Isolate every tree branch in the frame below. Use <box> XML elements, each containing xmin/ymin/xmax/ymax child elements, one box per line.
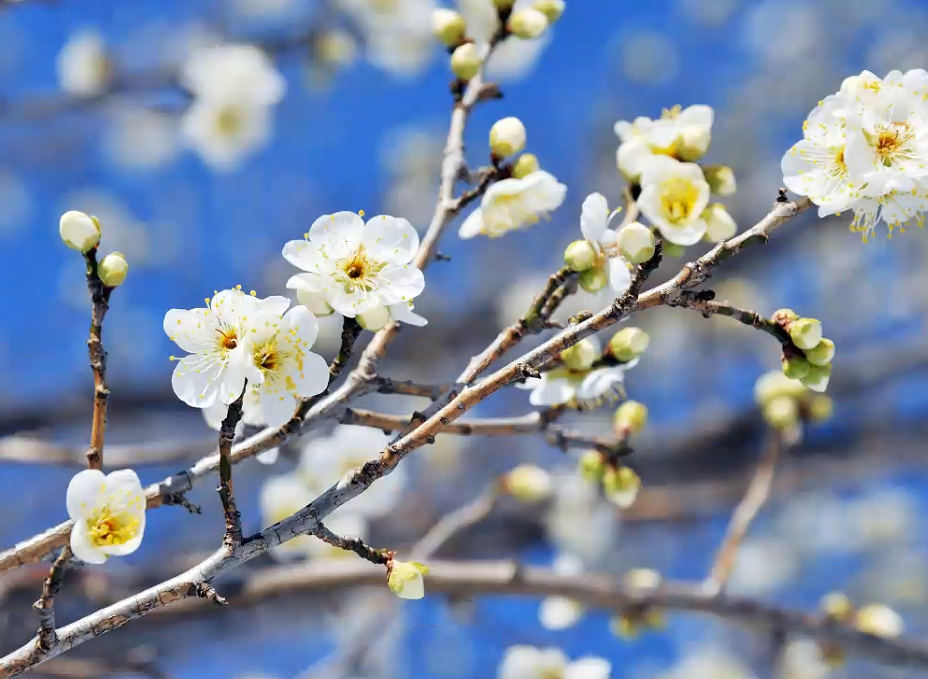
<box><xmin>217</xmin><ymin>391</ymin><xmax>246</xmax><ymax>549</ymax></box>
<box><xmin>83</xmin><ymin>249</ymin><xmax>112</xmax><ymax>471</ymax></box>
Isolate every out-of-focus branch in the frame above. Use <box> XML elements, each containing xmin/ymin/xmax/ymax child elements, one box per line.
<box><xmin>410</xmin><ymin>484</ymin><xmax>501</xmax><ymax>559</ymax></box>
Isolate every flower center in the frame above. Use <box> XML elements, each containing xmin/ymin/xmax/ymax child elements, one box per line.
<box><xmin>539</xmin><ymin>668</ymin><xmax>564</xmax><ymax>679</ymax></box>
<box><xmin>217</xmin><ymin>328</ymin><xmax>238</xmax><ymax>351</ymax></box>
<box><xmin>658</xmin><ymin>178</ymin><xmax>700</xmax><ymax>224</ymax></box>
<box><xmin>253</xmin><ymin>340</ymin><xmax>284</xmax><ymax>377</ymax></box>
<box><xmin>336</xmin><ymin>247</ymin><xmax>386</xmax><ymax>291</ymax></box>
<box><xmin>87</xmin><ymin>505</ymin><xmax>140</xmax><ymax>547</ymax></box>
<box><xmin>660</xmin><ymin>104</ymin><xmax>682</xmax><ymax>120</ymax></box>
<box><xmin>215</xmin><ymin>106</ymin><xmax>244</xmax><ymax>137</ymax></box>
<box><xmin>874</xmin><ymin>123</ymin><xmax>914</xmax><ymax>166</ymax></box>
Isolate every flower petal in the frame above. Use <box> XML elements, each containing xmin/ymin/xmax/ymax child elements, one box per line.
<box><xmin>259</xmin><ymin>389</ymin><xmax>299</xmax><ymax>428</ymax></box>
<box><xmin>256</xmin><ymin>447</ymin><xmax>279</xmax><ymax>465</ymax></box>
<box><xmin>163</xmin><ymin>308</ymin><xmax>217</xmax><ymax>353</ymax></box>
<box><xmin>70</xmin><ymin>520</ymin><xmax>108</xmax><ymax>564</ymax></box>
<box><xmin>171</xmin><ymin>354</ymin><xmax>224</xmax><ymax>408</ymax></box>
<box><xmin>388</xmin><ymin>302</ymin><xmax>428</xmax><ymax>326</ymax></box>
<box><xmin>607</xmin><ymin>257</ymin><xmax>632</xmax><ymax>294</ymax></box>
<box><xmin>580</xmin><ymin>192</ymin><xmax>609</xmax><ymax>244</ymax></box>
<box><xmin>307</xmin><ymin>211</ymin><xmax>364</xmax><ymax>250</ymax></box>
<box><xmin>66</xmin><ymin>469</ymin><xmax>105</xmax><ymax>520</ymax></box>
<box><xmin>364</xmin><ymin>215</ymin><xmax>420</xmax><ymax>264</ymax></box>
<box><xmin>458</xmin><ymin>208</ymin><xmax>485</xmax><ymax>239</ymax></box>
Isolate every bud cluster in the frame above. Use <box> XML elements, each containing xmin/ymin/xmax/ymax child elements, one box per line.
<box><xmin>774</xmin><ymin>309</ymin><xmax>834</xmax><ymax>393</ymax></box>
<box><xmin>59</xmin><ymin>210</ymin><xmax>129</xmax><ymax>288</ymax></box>
<box><xmin>753</xmin><ymin>370</ymin><xmax>834</xmax><ymax>431</ymax></box>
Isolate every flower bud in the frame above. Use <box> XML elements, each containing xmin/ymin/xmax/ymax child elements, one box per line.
<box><xmin>805</xmin><ymin>338</ymin><xmax>835</xmax><ymax>367</ymax></box>
<box><xmin>533</xmin><ymin>0</ymin><xmax>564</xmax><ymax>22</ymax></box>
<box><xmin>616</xmin><ymin>221</ymin><xmax>656</xmax><ymax>263</ymax></box>
<box><xmin>578</xmin><ymin>265</ymin><xmax>608</xmax><ymax>293</ymax></box>
<box><xmin>432</xmin><ymin>8</ymin><xmax>467</xmax><ymax>47</ymax></box>
<box><xmin>297</xmin><ymin>289</ymin><xmax>334</xmax><ymax>316</ymax></box>
<box><xmin>614</xmin><ymin>400</ymin><xmax>648</xmax><ymax>435</ymax></box>
<box><xmin>563</xmin><ymin>239</ymin><xmax>597</xmax><ymax>272</ymax></box>
<box><xmin>489</xmin><ymin>116</ymin><xmax>526</xmax><ymax>158</ymax></box>
<box><xmin>763</xmin><ymin>396</ymin><xmax>799</xmax><ymax>430</ymax></box>
<box><xmin>702</xmin><ymin>203</ymin><xmax>737</xmax><ymax>243</ymax></box>
<box><xmin>603</xmin><ymin>465</ymin><xmax>640</xmax><ymax>508</ymax></box>
<box><xmin>504</xmin><ymin>464</ymin><xmax>552</xmax><ymax>503</ymax></box>
<box><xmin>800</xmin><ymin>363</ymin><xmax>831</xmax><ymax>393</ymax></box>
<box><xmin>676</xmin><ymin>125</ymin><xmax>711</xmax><ymax>161</ymax></box>
<box><xmin>512</xmin><ymin>152</ymin><xmax>540</xmax><ymax>179</ymax></box>
<box><xmin>507</xmin><ymin>8</ymin><xmax>548</xmax><ymax>39</ymax></box>
<box><xmin>450</xmin><ymin>42</ymin><xmax>481</xmax><ymax>81</ymax></box>
<box><xmin>855</xmin><ymin>604</ymin><xmax>904</xmax><ymax>638</ymax></box>
<box><xmin>807</xmin><ymin>395</ymin><xmax>834</xmax><ymax>422</ymax></box>
<box><xmin>578</xmin><ymin>450</ymin><xmax>605</xmax><ymax>483</ymax></box>
<box><xmin>703</xmin><ymin>165</ymin><xmax>737</xmax><ymax>197</ymax></box>
<box><xmin>358</xmin><ymin>305</ymin><xmax>391</xmax><ymax>331</ymax></box>
<box><xmin>387</xmin><ymin>560</ymin><xmax>428</xmax><ymax>600</ymax></box>
<box><xmin>59</xmin><ymin>210</ymin><xmax>101</xmax><ymax>253</ymax></box>
<box><xmin>98</xmin><ymin>252</ymin><xmax>128</xmax><ymax>287</ymax></box>
<box><xmin>560</xmin><ymin>337</ymin><xmax>599</xmax><ymax>371</ymax></box>
<box><xmin>609</xmin><ymin>327</ymin><xmax>650</xmax><ymax>363</ymax></box>
<box><xmin>662</xmin><ymin>242</ymin><xmax>686</xmax><ymax>258</ymax></box>
<box><xmin>772</xmin><ymin>308</ymin><xmax>799</xmax><ymax>322</ymax></box>
<box><xmin>789</xmin><ymin>317</ymin><xmax>823</xmax><ymax>351</ymax></box>
<box><xmin>754</xmin><ymin>371</ymin><xmax>806</xmax><ymax>407</ymax></box>
<box><xmin>820</xmin><ymin>592</ymin><xmax>853</xmax><ymax>622</ymax></box>
<box><xmin>317</xmin><ymin>30</ymin><xmax>357</xmax><ymax>68</ymax></box>
<box><xmin>781</xmin><ymin>354</ymin><xmax>810</xmax><ymax>380</ymax></box>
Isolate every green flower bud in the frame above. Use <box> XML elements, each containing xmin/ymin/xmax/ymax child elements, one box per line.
<box><xmin>763</xmin><ymin>396</ymin><xmax>799</xmax><ymax>430</ymax></box>
<box><xmin>432</xmin><ymin>8</ymin><xmax>467</xmax><ymax>47</ymax></box>
<box><xmin>512</xmin><ymin>152</ymin><xmax>540</xmax><ymax>179</ymax></box>
<box><xmin>507</xmin><ymin>8</ymin><xmax>548</xmax><ymax>39</ymax></box>
<box><xmin>489</xmin><ymin>116</ymin><xmax>526</xmax><ymax>158</ymax></box>
<box><xmin>800</xmin><ymin>363</ymin><xmax>831</xmax><ymax>393</ymax></box>
<box><xmin>533</xmin><ymin>0</ymin><xmax>564</xmax><ymax>23</ymax></box>
<box><xmin>608</xmin><ymin>327</ymin><xmax>650</xmax><ymax>363</ymax></box>
<box><xmin>578</xmin><ymin>450</ymin><xmax>605</xmax><ymax>483</ymax></box>
<box><xmin>387</xmin><ymin>560</ymin><xmax>428</xmax><ymax>600</ymax></box>
<box><xmin>614</xmin><ymin>400</ymin><xmax>648</xmax><ymax>435</ymax></box>
<box><xmin>662</xmin><ymin>242</ymin><xmax>686</xmax><ymax>258</ymax></box>
<box><xmin>357</xmin><ymin>305</ymin><xmax>391</xmax><ymax>331</ymax></box>
<box><xmin>615</xmin><ymin>221</ymin><xmax>656</xmax><ymax>263</ymax></box>
<box><xmin>59</xmin><ymin>210</ymin><xmax>101</xmax><ymax>253</ymax></box>
<box><xmin>98</xmin><ymin>251</ymin><xmax>128</xmax><ymax>287</ymax></box>
<box><xmin>560</xmin><ymin>337</ymin><xmax>599</xmax><ymax>371</ymax></box>
<box><xmin>805</xmin><ymin>338</ymin><xmax>835</xmax><ymax>367</ymax></box>
<box><xmin>563</xmin><ymin>239</ymin><xmax>598</xmax><ymax>272</ymax></box>
<box><xmin>603</xmin><ymin>465</ymin><xmax>641</xmax><ymax>508</ymax></box>
<box><xmin>807</xmin><ymin>395</ymin><xmax>834</xmax><ymax>422</ymax></box>
<box><xmin>753</xmin><ymin>370</ymin><xmax>806</xmax><ymax>407</ymax></box>
<box><xmin>703</xmin><ymin>165</ymin><xmax>737</xmax><ymax>197</ymax></box>
<box><xmin>450</xmin><ymin>42</ymin><xmax>481</xmax><ymax>81</ymax></box>
<box><xmin>781</xmin><ymin>354</ymin><xmax>810</xmax><ymax>380</ymax></box>
<box><xmin>504</xmin><ymin>464</ymin><xmax>552</xmax><ymax>503</ymax></box>
<box><xmin>789</xmin><ymin>318</ymin><xmax>823</xmax><ymax>351</ymax></box>
<box><xmin>578</xmin><ymin>265</ymin><xmax>608</xmax><ymax>293</ymax></box>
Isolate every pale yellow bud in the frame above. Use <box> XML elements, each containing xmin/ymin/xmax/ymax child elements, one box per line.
<box><xmin>702</xmin><ymin>203</ymin><xmax>737</xmax><ymax>242</ymax></box>
<box><xmin>507</xmin><ymin>8</ymin><xmax>548</xmax><ymax>39</ymax></box>
<box><xmin>704</xmin><ymin>165</ymin><xmax>737</xmax><ymax>197</ymax></box>
<box><xmin>789</xmin><ymin>318</ymin><xmax>823</xmax><ymax>351</ymax></box>
<box><xmin>297</xmin><ymin>289</ymin><xmax>334</xmax><ymax>316</ymax></box>
<box><xmin>512</xmin><ymin>152</ymin><xmax>540</xmax><ymax>179</ymax></box>
<box><xmin>805</xmin><ymin>338</ymin><xmax>834</xmax><ymax>367</ymax></box>
<box><xmin>614</xmin><ymin>400</ymin><xmax>648</xmax><ymax>435</ymax></box>
<box><xmin>603</xmin><ymin>465</ymin><xmax>640</xmax><ymax>508</ymax></box>
<box><xmin>432</xmin><ymin>8</ymin><xmax>467</xmax><ymax>47</ymax></box>
<box><xmin>615</xmin><ymin>221</ymin><xmax>656</xmax><ymax>263</ymax></box>
<box><xmin>820</xmin><ymin>592</ymin><xmax>853</xmax><ymax>622</ymax></box>
<box><xmin>753</xmin><ymin>371</ymin><xmax>806</xmax><ymax>408</ymax></box>
<box><xmin>357</xmin><ymin>305</ymin><xmax>391</xmax><ymax>331</ymax></box>
<box><xmin>387</xmin><ymin>560</ymin><xmax>428</xmax><ymax>600</ymax></box>
<box><xmin>578</xmin><ymin>265</ymin><xmax>608</xmax><ymax>293</ymax></box>
<box><xmin>781</xmin><ymin>355</ymin><xmax>810</xmax><ymax>380</ymax></box>
<box><xmin>533</xmin><ymin>0</ymin><xmax>565</xmax><ymax>22</ymax></box>
<box><xmin>489</xmin><ymin>116</ymin><xmax>526</xmax><ymax>158</ymax></box>
<box><xmin>578</xmin><ymin>450</ymin><xmax>605</xmax><ymax>483</ymax></box>
<box><xmin>563</xmin><ymin>239</ymin><xmax>597</xmax><ymax>272</ymax></box>
<box><xmin>763</xmin><ymin>396</ymin><xmax>799</xmax><ymax>430</ymax></box>
<box><xmin>608</xmin><ymin>327</ymin><xmax>650</xmax><ymax>363</ymax></box>
<box><xmin>59</xmin><ymin>210</ymin><xmax>100</xmax><ymax>253</ymax></box>
<box><xmin>855</xmin><ymin>604</ymin><xmax>904</xmax><ymax>638</ymax></box>
<box><xmin>676</xmin><ymin>125</ymin><xmax>711</xmax><ymax>161</ymax></box>
<box><xmin>504</xmin><ymin>464</ymin><xmax>552</xmax><ymax>503</ymax></box>
<box><xmin>800</xmin><ymin>363</ymin><xmax>831</xmax><ymax>393</ymax></box>
<box><xmin>98</xmin><ymin>251</ymin><xmax>128</xmax><ymax>287</ymax></box>
<box><xmin>807</xmin><ymin>395</ymin><xmax>834</xmax><ymax>422</ymax></box>
<box><xmin>450</xmin><ymin>42</ymin><xmax>482</xmax><ymax>81</ymax></box>
<box><xmin>560</xmin><ymin>337</ymin><xmax>599</xmax><ymax>371</ymax></box>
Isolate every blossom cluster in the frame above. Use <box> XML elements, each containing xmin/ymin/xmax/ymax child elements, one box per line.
<box><xmin>782</xmin><ymin>69</ymin><xmax>928</xmax><ymax>241</ymax></box>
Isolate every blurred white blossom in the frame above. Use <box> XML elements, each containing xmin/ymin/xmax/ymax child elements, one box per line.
<box><xmin>56</xmin><ymin>29</ymin><xmax>111</xmax><ymax>97</ymax></box>
<box><xmin>538</xmin><ymin>552</ymin><xmax>585</xmax><ymax>630</ymax></box>
<box><xmin>458</xmin><ymin>0</ymin><xmax>550</xmax><ymax>81</ymax></box>
<box><xmin>498</xmin><ymin>646</ymin><xmax>611</xmax><ymax>679</ymax></box>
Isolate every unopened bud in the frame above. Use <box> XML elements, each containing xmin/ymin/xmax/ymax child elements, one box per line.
<box><xmin>614</xmin><ymin>400</ymin><xmax>648</xmax><ymax>435</ymax></box>
<box><xmin>789</xmin><ymin>317</ymin><xmax>823</xmax><ymax>351</ymax></box>
<box><xmin>578</xmin><ymin>265</ymin><xmax>608</xmax><ymax>293</ymax></box>
<box><xmin>609</xmin><ymin>327</ymin><xmax>650</xmax><ymax>363</ymax></box>
<box><xmin>450</xmin><ymin>42</ymin><xmax>481</xmax><ymax>81</ymax></box>
<box><xmin>855</xmin><ymin>604</ymin><xmax>904</xmax><ymax>638</ymax></box>
<box><xmin>297</xmin><ymin>289</ymin><xmax>334</xmax><ymax>316</ymax></box>
<box><xmin>98</xmin><ymin>252</ymin><xmax>128</xmax><ymax>287</ymax></box>
<box><xmin>59</xmin><ymin>210</ymin><xmax>100</xmax><ymax>253</ymax></box>
<box><xmin>781</xmin><ymin>354</ymin><xmax>810</xmax><ymax>380</ymax></box>
<box><xmin>676</xmin><ymin>125</ymin><xmax>711</xmax><ymax>161</ymax></box>
<box><xmin>489</xmin><ymin>116</ymin><xmax>526</xmax><ymax>158</ymax></box>
<box><xmin>702</xmin><ymin>203</ymin><xmax>737</xmax><ymax>243</ymax></box>
<box><xmin>662</xmin><ymin>242</ymin><xmax>686</xmax><ymax>258</ymax></box>
<box><xmin>773</xmin><ymin>308</ymin><xmax>799</xmax><ymax>322</ymax></box>
<box><xmin>358</xmin><ymin>305</ymin><xmax>391</xmax><ymax>331</ymax></box>
<box><xmin>805</xmin><ymin>338</ymin><xmax>835</xmax><ymax>367</ymax></box>
<box><xmin>820</xmin><ymin>592</ymin><xmax>853</xmax><ymax>622</ymax></box>
<box><xmin>533</xmin><ymin>0</ymin><xmax>564</xmax><ymax>23</ymax></box>
<box><xmin>763</xmin><ymin>396</ymin><xmax>799</xmax><ymax>430</ymax></box>
<box><xmin>512</xmin><ymin>152</ymin><xmax>540</xmax><ymax>179</ymax></box>
<box><xmin>704</xmin><ymin>165</ymin><xmax>737</xmax><ymax>197</ymax></box>
<box><xmin>564</xmin><ymin>239</ymin><xmax>598</xmax><ymax>272</ymax></box>
<box><xmin>432</xmin><ymin>8</ymin><xmax>467</xmax><ymax>47</ymax></box>
<box><xmin>801</xmin><ymin>363</ymin><xmax>831</xmax><ymax>393</ymax></box>
<box><xmin>807</xmin><ymin>395</ymin><xmax>834</xmax><ymax>422</ymax></box>
<box><xmin>754</xmin><ymin>370</ymin><xmax>806</xmax><ymax>407</ymax></box>
<box><xmin>507</xmin><ymin>8</ymin><xmax>548</xmax><ymax>39</ymax></box>
<box><xmin>387</xmin><ymin>560</ymin><xmax>428</xmax><ymax>600</ymax></box>
<box><xmin>602</xmin><ymin>465</ymin><xmax>640</xmax><ymax>509</ymax></box>
<box><xmin>560</xmin><ymin>337</ymin><xmax>599</xmax><ymax>372</ymax></box>
<box><xmin>616</xmin><ymin>221</ymin><xmax>656</xmax><ymax>263</ymax></box>
<box><xmin>578</xmin><ymin>450</ymin><xmax>605</xmax><ymax>483</ymax></box>
<box><xmin>504</xmin><ymin>464</ymin><xmax>552</xmax><ymax>503</ymax></box>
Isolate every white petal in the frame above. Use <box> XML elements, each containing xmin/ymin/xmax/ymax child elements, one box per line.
<box><xmin>364</xmin><ymin>214</ymin><xmax>420</xmax><ymax>264</ymax></box>
<box><xmin>259</xmin><ymin>389</ymin><xmax>299</xmax><ymax>428</ymax></box>
<box><xmin>565</xmin><ymin>658</ymin><xmax>612</xmax><ymax>679</ymax></box>
<box><xmin>291</xmin><ymin>351</ymin><xmax>330</xmax><ymax>398</ymax></box>
<box><xmin>388</xmin><ymin>302</ymin><xmax>428</xmax><ymax>326</ymax></box>
<box><xmin>255</xmin><ymin>295</ymin><xmax>291</xmax><ymax>316</ymax></box>
<box><xmin>375</xmin><ymin>265</ymin><xmax>426</xmax><ymax>306</ymax></box>
<box><xmin>282</xmin><ymin>305</ymin><xmax>320</xmax><ymax>350</ymax></box>
<box><xmin>459</xmin><ymin>208</ymin><xmax>485</xmax><ymax>239</ymax></box>
<box><xmin>282</xmin><ymin>241</ymin><xmax>323</xmax><ymax>273</ymax></box>
<box><xmin>70</xmin><ymin>520</ymin><xmax>108</xmax><ymax>564</ymax></box>
<box><xmin>539</xmin><ymin>596</ymin><xmax>583</xmax><ymax>630</ymax></box>
<box><xmin>307</xmin><ymin>211</ymin><xmax>364</xmax><ymax>250</ymax></box>
<box><xmin>498</xmin><ymin>646</ymin><xmax>544</xmax><ymax>679</ymax></box>
<box><xmin>256</xmin><ymin>447</ymin><xmax>280</xmax><ymax>465</ymax></box>
<box><xmin>163</xmin><ymin>308</ymin><xmax>217</xmax><ymax>353</ymax></box>
<box><xmin>607</xmin><ymin>257</ymin><xmax>632</xmax><ymax>293</ymax></box>
<box><xmin>576</xmin><ymin>367</ymin><xmax>626</xmax><ymax>402</ymax></box>
<box><xmin>528</xmin><ymin>377</ymin><xmax>575</xmax><ymax>406</ymax></box>
<box><xmin>171</xmin><ymin>354</ymin><xmax>223</xmax><ymax>408</ymax></box>
<box><xmin>66</xmin><ymin>469</ymin><xmax>105</xmax><ymax>520</ymax></box>
<box><xmin>580</xmin><ymin>192</ymin><xmax>609</xmax><ymax>244</ymax></box>
<box><xmin>203</xmin><ymin>401</ymin><xmax>228</xmax><ymax>431</ymax></box>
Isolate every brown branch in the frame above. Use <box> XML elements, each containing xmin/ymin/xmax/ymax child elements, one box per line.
<box><xmin>374</xmin><ymin>378</ymin><xmax>449</xmax><ymax>399</ymax></box>
<box><xmin>218</xmin><ymin>391</ymin><xmax>246</xmax><ymax>549</ymax></box>
<box><xmin>704</xmin><ymin>433</ymin><xmax>783</xmax><ymax>595</ymax></box>
<box><xmin>312</xmin><ymin>524</ymin><xmax>389</xmax><ymax>565</ymax></box>
<box><xmin>669</xmin><ymin>294</ymin><xmax>792</xmax><ymax>345</ymax></box>
<box><xmin>83</xmin><ymin>249</ymin><xmax>112</xmax><ymax>471</ymax></box>
<box><xmin>31</xmin><ymin>547</ymin><xmax>72</xmax><ymax>655</ymax></box>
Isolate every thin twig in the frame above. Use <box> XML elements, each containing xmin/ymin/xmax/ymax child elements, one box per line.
<box><xmin>410</xmin><ymin>484</ymin><xmax>501</xmax><ymax>560</ymax></box>
<box><xmin>312</xmin><ymin>524</ymin><xmax>389</xmax><ymax>565</ymax></box>
<box><xmin>83</xmin><ymin>249</ymin><xmax>112</xmax><ymax>471</ymax></box>
<box><xmin>374</xmin><ymin>378</ymin><xmax>449</xmax><ymax>399</ymax></box>
<box><xmin>32</xmin><ymin>547</ymin><xmax>72</xmax><ymax>655</ymax></box>
<box><xmin>704</xmin><ymin>433</ymin><xmax>783</xmax><ymax>596</ymax></box>
<box><xmin>218</xmin><ymin>391</ymin><xmax>246</xmax><ymax>549</ymax></box>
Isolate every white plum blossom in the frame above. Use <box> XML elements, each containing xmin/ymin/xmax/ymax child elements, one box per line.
<box><xmin>283</xmin><ymin>211</ymin><xmax>425</xmax><ymax>319</ymax></box>
<box><xmin>782</xmin><ymin>69</ymin><xmax>928</xmax><ymax>241</ymax></box>
<box><xmin>57</xmin><ymin>29</ymin><xmax>111</xmax><ymax>98</ymax></box>
<box><xmin>66</xmin><ymin>469</ymin><xmax>146</xmax><ymax>564</ymax></box>
<box><xmin>615</xmin><ymin>104</ymin><xmax>714</xmax><ymax>179</ymax></box>
<box><xmin>579</xmin><ymin>192</ymin><xmax>635</xmax><ymax>293</ymax></box>
<box><xmin>637</xmin><ymin>155</ymin><xmax>711</xmax><ymax>245</ymax></box>
<box><xmin>518</xmin><ymin>336</ymin><xmax>637</xmax><ymax>408</ymax></box>
<box><xmin>298</xmin><ymin>425</ymin><xmax>407</xmax><ymax>518</ymax></box>
<box><xmin>459</xmin><ymin>171</ymin><xmax>567</xmax><ymax>239</ymax></box>
<box><xmin>179</xmin><ymin>44</ymin><xmax>286</xmax><ymax>170</ymax></box>
<box><xmin>164</xmin><ymin>288</ymin><xmax>290</xmax><ymax>409</ymax></box>
<box><xmin>498</xmin><ymin>646</ymin><xmax>611</xmax><ymax>679</ymax></box>
<box><xmin>538</xmin><ymin>552</ymin><xmax>585</xmax><ymax>630</ymax></box>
